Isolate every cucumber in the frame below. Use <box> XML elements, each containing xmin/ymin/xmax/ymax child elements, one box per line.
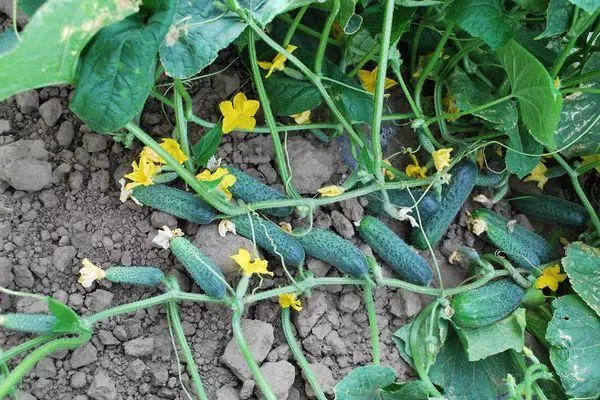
<box><xmin>357</xmin><ymin>216</ymin><xmax>432</xmax><ymax>285</ymax></box>
<box><xmin>511</xmin><ymin>194</ymin><xmax>589</xmax><ymax>228</ymax></box>
<box><xmin>105</xmin><ymin>266</ymin><xmax>165</xmax><ymax>286</ymax></box>
<box><xmin>294</xmin><ymin>228</ymin><xmax>369</xmax><ymax>277</ymax></box>
<box><xmin>0</xmin><ymin>313</ymin><xmax>57</xmax><ymax>334</ymax></box>
<box><xmin>232</xmin><ymin>214</ymin><xmax>305</xmax><ymax>267</ymax></box>
<box><xmin>475</xmin><ymin>169</ymin><xmax>504</xmax><ymax>187</ymax></box>
<box><xmin>170</xmin><ymin>237</ymin><xmax>227</xmax><ymax>298</ymax></box>
<box><xmin>521</xmin><ymin>286</ymin><xmax>546</xmax><ymax>309</ymax></box>
<box><xmin>525</xmin><ymin>307</ymin><xmax>551</xmax><ymax>347</ymax></box>
<box><xmin>412</xmin><ymin>160</ymin><xmax>478</xmax><ymax>249</ymax></box>
<box><xmin>228</xmin><ymin>167</ymin><xmax>292</xmax><ymax>217</ymax></box>
<box><xmin>452</xmin><ymin>278</ymin><xmax>524</xmax><ymax>328</ymax></box>
<box><xmin>132</xmin><ymin>184</ymin><xmax>214</xmax><ymax>224</ymax></box>
<box><xmin>364</xmin><ymin>189</ymin><xmax>439</xmax><ymax>221</ymax></box>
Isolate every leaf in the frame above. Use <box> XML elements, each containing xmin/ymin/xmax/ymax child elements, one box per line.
<box><xmin>339</xmin><ymin>0</ymin><xmax>361</xmax><ymax>34</ymax></box>
<box><xmin>567</xmin><ymin>0</ymin><xmax>600</xmax><ymax>12</ymax></box>
<box><xmin>361</xmin><ymin>3</ymin><xmax>414</xmax><ymax>39</ymax></box>
<box><xmin>192</xmin><ymin>124</ymin><xmax>224</xmax><ymax>168</ymax></box>
<box><xmin>71</xmin><ymin>2</ymin><xmax>175</xmax><ymax>133</ymax></box>
<box><xmin>0</xmin><ymin>0</ymin><xmax>138</xmax><ymax>102</ymax></box>
<box><xmin>496</xmin><ymin>40</ymin><xmax>563</xmax><ymax>148</ymax></box>
<box><xmin>505</xmin><ymin>126</ymin><xmax>543</xmax><ymax>178</ymax></box>
<box><xmin>334</xmin><ymin>365</ymin><xmax>397</xmax><ymax>400</ymax></box>
<box><xmin>448</xmin><ymin>0</ymin><xmax>515</xmax><ymax>49</ymax></box>
<box><xmin>513</xmin><ymin>0</ymin><xmax>547</xmax><ymax>12</ymax></box>
<box><xmin>556</xmin><ymin>93</ymin><xmax>600</xmax><ymax>157</ymax></box>
<box><xmin>537</xmin><ymin>0</ymin><xmax>573</xmax><ymax>39</ymax></box>
<box><xmin>562</xmin><ymin>242</ymin><xmax>600</xmax><ymax>317</ymax></box>
<box><xmin>19</xmin><ymin>0</ymin><xmax>47</xmax><ymax>16</ymax></box>
<box><xmin>47</xmin><ymin>297</ymin><xmax>82</xmax><ymax>333</ymax></box>
<box><xmin>454</xmin><ymin>308</ymin><xmax>526</xmax><ymax>362</ymax></box>
<box><xmin>381</xmin><ymin>381</ymin><xmax>430</xmax><ymax>400</ymax></box>
<box><xmin>395</xmin><ymin>0</ymin><xmax>441</xmax><ymax>6</ymax></box>
<box><xmin>546</xmin><ymin>295</ymin><xmax>600</xmax><ymax>399</ymax></box>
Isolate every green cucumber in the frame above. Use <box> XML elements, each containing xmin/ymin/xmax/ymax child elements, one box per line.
<box><xmin>511</xmin><ymin>194</ymin><xmax>589</xmax><ymax>228</ymax></box>
<box><xmin>364</xmin><ymin>189</ymin><xmax>439</xmax><ymax>221</ymax></box>
<box><xmin>232</xmin><ymin>214</ymin><xmax>305</xmax><ymax>267</ymax></box>
<box><xmin>357</xmin><ymin>216</ymin><xmax>432</xmax><ymax>285</ymax></box>
<box><xmin>132</xmin><ymin>184</ymin><xmax>214</xmax><ymax>224</ymax></box>
<box><xmin>0</xmin><ymin>313</ymin><xmax>57</xmax><ymax>334</ymax></box>
<box><xmin>228</xmin><ymin>167</ymin><xmax>292</xmax><ymax>217</ymax></box>
<box><xmin>170</xmin><ymin>237</ymin><xmax>227</xmax><ymax>298</ymax></box>
<box><xmin>475</xmin><ymin>169</ymin><xmax>504</xmax><ymax>187</ymax></box>
<box><xmin>452</xmin><ymin>278</ymin><xmax>524</xmax><ymax>328</ymax></box>
<box><xmin>412</xmin><ymin>160</ymin><xmax>478</xmax><ymax>249</ymax></box>
<box><xmin>105</xmin><ymin>266</ymin><xmax>165</xmax><ymax>287</ymax></box>
<box><xmin>521</xmin><ymin>286</ymin><xmax>546</xmax><ymax>309</ymax></box>
<box><xmin>294</xmin><ymin>228</ymin><xmax>369</xmax><ymax>277</ymax></box>
<box><xmin>525</xmin><ymin>307</ymin><xmax>550</xmax><ymax>347</ymax></box>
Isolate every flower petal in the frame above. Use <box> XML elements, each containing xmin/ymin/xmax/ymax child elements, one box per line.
<box><xmin>219</xmin><ymin>101</ymin><xmax>234</xmax><ymax>117</ymax></box>
<box><xmin>242</xmin><ymin>99</ymin><xmax>260</xmax><ymax>117</ymax></box>
<box><xmin>233</xmin><ymin>92</ymin><xmax>248</xmax><ymax>110</ymax></box>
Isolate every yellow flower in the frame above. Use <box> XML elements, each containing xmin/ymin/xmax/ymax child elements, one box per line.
<box><xmin>383</xmin><ymin>160</ymin><xmax>395</xmax><ymax>180</ymax></box>
<box><xmin>290</xmin><ymin>110</ymin><xmax>311</xmax><ymax>125</ymax></box>
<box><xmin>524</xmin><ymin>162</ymin><xmax>548</xmax><ymax>190</ymax></box>
<box><xmin>258</xmin><ymin>45</ymin><xmax>297</xmax><ymax>78</ymax></box>
<box><xmin>475</xmin><ymin>149</ymin><xmax>485</xmax><ymax>170</ymax></box>
<box><xmin>78</xmin><ymin>258</ymin><xmax>106</xmax><ymax>288</ymax></box>
<box><xmin>358</xmin><ymin>67</ymin><xmax>397</xmax><ymax>94</ymax></box>
<box><xmin>553</xmin><ymin>77</ymin><xmax>561</xmax><ymax>89</ymax></box>
<box><xmin>442</xmin><ymin>96</ymin><xmax>459</xmax><ymax>121</ymax></box>
<box><xmin>432</xmin><ymin>148</ymin><xmax>453</xmax><ymax>172</ymax></box>
<box><xmin>219</xmin><ymin>92</ymin><xmax>261</xmax><ymax>134</ymax></box>
<box><xmin>196</xmin><ymin>167</ymin><xmax>237</xmax><ymax>201</ymax></box>
<box><xmin>140</xmin><ymin>138</ymin><xmax>188</xmax><ymax>165</ymax></box>
<box><xmin>231</xmin><ymin>248</ymin><xmax>273</xmax><ymax>277</ymax></box>
<box><xmin>279</xmin><ymin>222</ymin><xmax>293</xmax><ymax>233</ymax></box>
<box><xmin>331</xmin><ymin>20</ymin><xmax>344</xmax><ymax>40</ymax></box>
<box><xmin>317</xmin><ymin>185</ymin><xmax>345</xmax><ymax>197</ymax></box>
<box><xmin>279</xmin><ymin>293</ymin><xmax>302</xmax><ymax>311</ymax></box>
<box><xmin>405</xmin><ymin>154</ymin><xmax>428</xmax><ymax>178</ymax></box>
<box><xmin>535</xmin><ymin>264</ymin><xmax>567</xmax><ymax>291</ymax></box>
<box><xmin>124</xmin><ymin>156</ymin><xmax>159</xmax><ymax>190</ymax></box>
<box><xmin>581</xmin><ymin>154</ymin><xmax>600</xmax><ymax>173</ymax></box>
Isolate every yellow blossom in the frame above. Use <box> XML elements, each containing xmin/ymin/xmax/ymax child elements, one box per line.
<box><xmin>196</xmin><ymin>167</ymin><xmax>237</xmax><ymax>201</ymax></box>
<box><xmin>581</xmin><ymin>154</ymin><xmax>600</xmax><ymax>173</ymax></box>
<box><xmin>258</xmin><ymin>45</ymin><xmax>297</xmax><ymax>78</ymax></box>
<box><xmin>279</xmin><ymin>222</ymin><xmax>293</xmax><ymax>233</ymax></box>
<box><xmin>140</xmin><ymin>138</ymin><xmax>188</xmax><ymax>165</ymax></box>
<box><xmin>553</xmin><ymin>77</ymin><xmax>561</xmax><ymax>89</ymax></box>
<box><xmin>78</xmin><ymin>258</ymin><xmax>106</xmax><ymax>288</ymax></box>
<box><xmin>219</xmin><ymin>92</ymin><xmax>261</xmax><ymax>134</ymax></box>
<box><xmin>231</xmin><ymin>248</ymin><xmax>273</xmax><ymax>277</ymax></box>
<box><xmin>524</xmin><ymin>162</ymin><xmax>548</xmax><ymax>190</ymax></box>
<box><xmin>358</xmin><ymin>67</ymin><xmax>397</xmax><ymax>94</ymax></box>
<box><xmin>432</xmin><ymin>148</ymin><xmax>453</xmax><ymax>172</ymax></box>
<box><xmin>317</xmin><ymin>185</ymin><xmax>345</xmax><ymax>197</ymax></box>
<box><xmin>383</xmin><ymin>160</ymin><xmax>395</xmax><ymax>180</ymax></box>
<box><xmin>535</xmin><ymin>265</ymin><xmax>567</xmax><ymax>291</ymax></box>
<box><xmin>405</xmin><ymin>154</ymin><xmax>428</xmax><ymax>178</ymax></box>
<box><xmin>124</xmin><ymin>156</ymin><xmax>159</xmax><ymax>190</ymax></box>
<box><xmin>331</xmin><ymin>20</ymin><xmax>344</xmax><ymax>39</ymax></box>
<box><xmin>290</xmin><ymin>110</ymin><xmax>311</xmax><ymax>125</ymax></box>
<box><xmin>442</xmin><ymin>96</ymin><xmax>459</xmax><ymax>121</ymax></box>
<box><xmin>475</xmin><ymin>149</ymin><xmax>485</xmax><ymax>170</ymax></box>
<box><xmin>279</xmin><ymin>293</ymin><xmax>302</xmax><ymax>311</ymax></box>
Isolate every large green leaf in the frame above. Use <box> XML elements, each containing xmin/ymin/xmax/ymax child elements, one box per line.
<box><xmin>454</xmin><ymin>308</ymin><xmax>526</xmax><ymax>362</ymax></box>
<box><xmin>496</xmin><ymin>40</ymin><xmax>563</xmax><ymax>148</ymax></box>
<box><xmin>71</xmin><ymin>2</ymin><xmax>175</xmax><ymax>133</ymax></box>
<box><xmin>562</xmin><ymin>242</ymin><xmax>600</xmax><ymax>317</ymax></box>
<box><xmin>192</xmin><ymin>123</ymin><xmax>224</xmax><ymax>168</ymax></box>
<box><xmin>20</xmin><ymin>0</ymin><xmax>47</xmax><ymax>16</ymax></box>
<box><xmin>555</xmin><ymin>93</ymin><xmax>600</xmax><ymax>157</ymax></box>
<box><xmin>547</xmin><ymin>295</ymin><xmax>600</xmax><ymax>399</ymax></box>
<box><xmin>505</xmin><ymin>125</ymin><xmax>543</xmax><ymax>178</ymax></box>
<box><xmin>0</xmin><ymin>0</ymin><xmax>138</xmax><ymax>102</ymax></box>
<box><xmin>567</xmin><ymin>0</ymin><xmax>600</xmax><ymax>12</ymax></box>
<box><xmin>381</xmin><ymin>381</ymin><xmax>430</xmax><ymax>400</ymax></box>
<box><xmin>537</xmin><ymin>0</ymin><xmax>573</xmax><ymax>39</ymax></box>
<box><xmin>448</xmin><ymin>0</ymin><xmax>515</xmax><ymax>49</ymax></box>
<box><xmin>334</xmin><ymin>365</ymin><xmax>397</xmax><ymax>400</ymax></box>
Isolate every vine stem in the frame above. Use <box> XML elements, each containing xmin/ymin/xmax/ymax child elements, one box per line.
<box><xmin>314</xmin><ymin>0</ymin><xmax>339</xmax><ymax>75</ymax></box>
<box><xmin>173</xmin><ymin>79</ymin><xmax>194</xmax><ymax>173</ymax></box>
<box><xmin>276</xmin><ymin>14</ymin><xmax>343</xmax><ymax>48</ymax></box>
<box><xmin>281</xmin><ymin>308</ymin><xmax>327</xmax><ymax>400</ymax></box>
<box><xmin>425</xmin><ymin>95</ymin><xmax>513</xmax><ymax>126</ymax></box>
<box><xmin>282</xmin><ymin>5</ymin><xmax>308</xmax><ymax>47</ymax></box>
<box><xmin>363</xmin><ymin>283</ymin><xmax>380</xmax><ymax>365</ymax></box>
<box><xmin>0</xmin><ymin>335</ymin><xmax>56</xmax><ymax>364</ymax></box>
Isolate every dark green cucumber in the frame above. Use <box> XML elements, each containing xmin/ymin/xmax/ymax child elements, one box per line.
<box><xmin>452</xmin><ymin>278</ymin><xmax>524</xmax><ymax>328</ymax></box>
<box><xmin>132</xmin><ymin>184</ymin><xmax>214</xmax><ymax>224</ymax></box>
<box><xmin>357</xmin><ymin>216</ymin><xmax>432</xmax><ymax>285</ymax></box>
<box><xmin>412</xmin><ymin>160</ymin><xmax>478</xmax><ymax>249</ymax></box>
<box><xmin>105</xmin><ymin>266</ymin><xmax>165</xmax><ymax>286</ymax></box>
<box><xmin>295</xmin><ymin>228</ymin><xmax>369</xmax><ymax>277</ymax></box>
<box><xmin>475</xmin><ymin>169</ymin><xmax>504</xmax><ymax>187</ymax></box>
<box><xmin>232</xmin><ymin>214</ymin><xmax>305</xmax><ymax>267</ymax></box>
<box><xmin>511</xmin><ymin>194</ymin><xmax>589</xmax><ymax>228</ymax></box>
<box><xmin>525</xmin><ymin>307</ymin><xmax>550</xmax><ymax>347</ymax></box>
<box><xmin>170</xmin><ymin>237</ymin><xmax>227</xmax><ymax>298</ymax></box>
<box><xmin>364</xmin><ymin>189</ymin><xmax>440</xmax><ymax>221</ymax></box>
<box><xmin>228</xmin><ymin>167</ymin><xmax>292</xmax><ymax>217</ymax></box>
<box><xmin>0</xmin><ymin>313</ymin><xmax>57</xmax><ymax>334</ymax></box>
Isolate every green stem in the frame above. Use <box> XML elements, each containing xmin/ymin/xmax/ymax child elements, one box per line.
<box><xmin>349</xmin><ymin>45</ymin><xmax>379</xmax><ymax>77</ymax></box>
<box><xmin>173</xmin><ymin>80</ymin><xmax>195</xmax><ymax>173</ymax></box>
<box><xmin>409</xmin><ymin>302</ymin><xmax>443</xmax><ymax>397</ymax></box>
<box><xmin>363</xmin><ymin>283</ymin><xmax>380</xmax><ymax>365</ymax></box>
<box><xmin>282</xmin><ymin>6</ymin><xmax>308</xmax><ymax>47</ymax></box>
<box><xmin>277</xmin><ymin>14</ymin><xmax>343</xmax><ymax>48</ymax></box>
<box><xmin>561</xmin><ymin>87</ymin><xmax>600</xmax><ymax>95</ymax></box>
<box><xmin>315</xmin><ymin>0</ymin><xmax>339</xmax><ymax>75</ymax></box>
<box><xmin>0</xmin><ymin>335</ymin><xmax>56</xmax><ymax>364</ymax></box>
<box><xmin>426</xmin><ymin>95</ymin><xmax>513</xmax><ymax>127</ymax></box>
<box><xmin>561</xmin><ymin>68</ymin><xmax>600</xmax><ymax>86</ymax></box>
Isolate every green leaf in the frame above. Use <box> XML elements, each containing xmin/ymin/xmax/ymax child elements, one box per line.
<box><xmin>20</xmin><ymin>0</ymin><xmax>47</xmax><ymax>16</ymax></box>
<box><xmin>0</xmin><ymin>0</ymin><xmax>138</xmax><ymax>102</ymax></box>
<box><xmin>339</xmin><ymin>0</ymin><xmax>361</xmax><ymax>34</ymax></box>
<box><xmin>514</xmin><ymin>0</ymin><xmax>547</xmax><ymax>12</ymax></box>
<box><xmin>496</xmin><ymin>40</ymin><xmax>563</xmax><ymax>148</ymax></box>
<box><xmin>192</xmin><ymin>124</ymin><xmax>224</xmax><ymax>168</ymax></box>
<box><xmin>454</xmin><ymin>308</ymin><xmax>526</xmax><ymax>362</ymax></box>
<box><xmin>555</xmin><ymin>93</ymin><xmax>600</xmax><ymax>158</ymax></box>
<box><xmin>395</xmin><ymin>0</ymin><xmax>441</xmax><ymax>6</ymax></box>
<box><xmin>505</xmin><ymin>126</ymin><xmax>543</xmax><ymax>178</ymax></box>
<box><xmin>47</xmin><ymin>297</ymin><xmax>82</xmax><ymax>334</ymax></box>
<box><xmin>448</xmin><ymin>0</ymin><xmax>515</xmax><ymax>49</ymax></box>
<box><xmin>537</xmin><ymin>0</ymin><xmax>573</xmax><ymax>39</ymax></box>
<box><xmin>567</xmin><ymin>0</ymin><xmax>600</xmax><ymax>12</ymax></box>
<box><xmin>381</xmin><ymin>381</ymin><xmax>430</xmax><ymax>400</ymax></box>
<box><xmin>562</xmin><ymin>242</ymin><xmax>600</xmax><ymax>317</ymax></box>
<box><xmin>547</xmin><ymin>295</ymin><xmax>600</xmax><ymax>399</ymax></box>
<box><xmin>71</xmin><ymin>2</ymin><xmax>175</xmax><ymax>133</ymax></box>
<box><xmin>334</xmin><ymin>365</ymin><xmax>397</xmax><ymax>400</ymax></box>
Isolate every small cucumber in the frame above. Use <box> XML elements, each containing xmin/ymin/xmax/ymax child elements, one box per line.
<box><xmin>228</xmin><ymin>167</ymin><xmax>292</xmax><ymax>217</ymax></box>
<box><xmin>295</xmin><ymin>228</ymin><xmax>369</xmax><ymax>277</ymax></box>
<box><xmin>0</xmin><ymin>313</ymin><xmax>57</xmax><ymax>334</ymax></box>
<box><xmin>475</xmin><ymin>169</ymin><xmax>504</xmax><ymax>187</ymax></box>
<box><xmin>525</xmin><ymin>307</ymin><xmax>550</xmax><ymax>347</ymax></box>
<box><xmin>232</xmin><ymin>214</ymin><xmax>305</xmax><ymax>267</ymax></box>
<box><xmin>452</xmin><ymin>278</ymin><xmax>524</xmax><ymax>328</ymax></box>
<box><xmin>364</xmin><ymin>189</ymin><xmax>439</xmax><ymax>221</ymax></box>
<box><xmin>105</xmin><ymin>266</ymin><xmax>165</xmax><ymax>286</ymax></box>
<box><xmin>511</xmin><ymin>194</ymin><xmax>589</xmax><ymax>228</ymax></box>
<box><xmin>412</xmin><ymin>160</ymin><xmax>478</xmax><ymax>249</ymax></box>
<box><xmin>132</xmin><ymin>184</ymin><xmax>214</xmax><ymax>224</ymax></box>
<box><xmin>357</xmin><ymin>216</ymin><xmax>432</xmax><ymax>285</ymax></box>
<box><xmin>170</xmin><ymin>237</ymin><xmax>227</xmax><ymax>298</ymax></box>
<box><xmin>521</xmin><ymin>286</ymin><xmax>546</xmax><ymax>309</ymax></box>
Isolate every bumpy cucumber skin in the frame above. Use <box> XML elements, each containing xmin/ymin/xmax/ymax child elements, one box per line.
<box><xmin>412</xmin><ymin>160</ymin><xmax>478</xmax><ymax>250</ymax></box>
<box><xmin>364</xmin><ymin>189</ymin><xmax>439</xmax><ymax>221</ymax></box>
<box><xmin>295</xmin><ymin>228</ymin><xmax>368</xmax><ymax>277</ymax></box>
<box><xmin>105</xmin><ymin>266</ymin><xmax>165</xmax><ymax>286</ymax></box>
<box><xmin>0</xmin><ymin>314</ymin><xmax>57</xmax><ymax>334</ymax></box>
<box><xmin>358</xmin><ymin>216</ymin><xmax>432</xmax><ymax>285</ymax></box>
<box><xmin>232</xmin><ymin>214</ymin><xmax>305</xmax><ymax>267</ymax></box>
<box><xmin>452</xmin><ymin>278</ymin><xmax>524</xmax><ymax>328</ymax></box>
<box><xmin>132</xmin><ymin>184</ymin><xmax>214</xmax><ymax>224</ymax></box>
<box><xmin>475</xmin><ymin>169</ymin><xmax>504</xmax><ymax>187</ymax></box>
<box><xmin>511</xmin><ymin>195</ymin><xmax>589</xmax><ymax>228</ymax></box>
<box><xmin>170</xmin><ymin>237</ymin><xmax>226</xmax><ymax>298</ymax></box>
<box><xmin>228</xmin><ymin>167</ymin><xmax>292</xmax><ymax>217</ymax></box>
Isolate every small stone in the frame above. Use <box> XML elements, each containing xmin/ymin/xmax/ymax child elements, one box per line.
<box><xmin>68</xmin><ymin>171</ymin><xmax>84</xmax><ymax>191</ymax></box>
<box><xmin>87</xmin><ymin>370</ymin><xmax>117</xmax><ymax>400</ymax></box>
<box><xmin>39</xmin><ymin>98</ymin><xmax>62</xmax><ymax>127</ymax></box>
<box><xmin>401</xmin><ymin>290</ymin><xmax>423</xmax><ymax>318</ymax></box>
<box><xmin>70</xmin><ymin>371</ymin><xmax>87</xmax><ymax>389</ymax></box>
<box><xmin>124</xmin><ymin>337</ymin><xmax>155</xmax><ymax>357</ymax></box>
<box><xmin>148</xmin><ymin>362</ymin><xmax>168</xmax><ymax>385</ymax></box>
<box><xmin>85</xmin><ymin>289</ymin><xmax>114</xmax><ymax>312</ymax></box>
<box><xmin>82</xmin><ymin>133</ymin><xmax>108</xmax><ymax>153</ymax></box>
<box><xmin>34</xmin><ymin>358</ymin><xmax>56</xmax><ymax>379</ymax></box>
<box><xmin>306</xmin><ymin>259</ymin><xmax>330</xmax><ymax>277</ymax></box>
<box><xmin>52</xmin><ymin>246</ymin><xmax>77</xmax><ymax>272</ymax></box>
<box><xmin>294</xmin><ymin>290</ymin><xmax>327</xmax><ymax>337</ymax></box>
<box><xmin>57</xmin><ymin>121</ymin><xmax>75</xmax><ymax>147</ymax></box>
<box><xmin>13</xmin><ymin>264</ymin><xmax>34</xmax><ymax>288</ymax></box>
<box><xmin>150</xmin><ymin>211</ymin><xmax>178</xmax><ymax>229</ymax></box>
<box><xmin>0</xmin><ymin>119</ymin><xmax>10</xmax><ymax>134</ymax></box>
<box><xmin>70</xmin><ymin>342</ymin><xmax>98</xmax><ymax>369</ymax></box>
<box><xmin>287</xmin><ymin>138</ymin><xmax>336</xmax><ymax>193</ymax></box>
<box><xmin>2</xmin><ymin>159</ymin><xmax>52</xmax><ymax>192</ymax></box>
<box><xmin>324</xmin><ymin>330</ymin><xmax>346</xmax><ymax>355</ymax></box>
<box><xmin>98</xmin><ymin>330</ymin><xmax>120</xmax><ymax>346</ymax></box>
<box><xmin>90</xmin><ymin>170</ymin><xmax>110</xmax><ymax>192</ymax></box>
<box><xmin>304</xmin><ymin>363</ymin><xmax>336</xmax><ymax>398</ymax></box>
<box><xmin>339</xmin><ymin>292</ymin><xmax>361</xmax><ymax>313</ymax></box>
<box><xmin>216</xmin><ymin>385</ymin><xmax>240</xmax><ymax>400</ymax></box>
<box><xmin>239</xmin><ymin>380</ymin><xmax>255</xmax><ymax>400</ymax></box>
<box><xmin>14</xmin><ymin>392</ymin><xmax>36</xmax><ymax>400</ymax></box>
<box><xmin>258</xmin><ymin>361</ymin><xmax>295</xmax><ymax>400</ymax></box>
<box><xmin>16</xmin><ymin>297</ymin><xmax>48</xmax><ymax>313</ymax></box>
<box><xmin>39</xmin><ymin>190</ymin><xmax>59</xmax><ymax>208</ymax></box>
<box><xmin>340</xmin><ymin>198</ymin><xmax>364</xmax><ymax>221</ymax></box>
<box><xmin>222</xmin><ymin>319</ymin><xmax>274</xmax><ymax>380</ymax></box>
<box><xmin>331</xmin><ymin>210</ymin><xmax>354</xmax><ymax>239</ymax></box>
<box><xmin>125</xmin><ymin>359</ymin><xmax>148</xmax><ymax>380</ymax></box>
<box><xmin>0</xmin><ymin>257</ymin><xmax>14</xmax><ymax>287</ymax></box>
<box><xmin>15</xmin><ymin>90</ymin><xmax>39</xmax><ymax>114</ymax></box>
